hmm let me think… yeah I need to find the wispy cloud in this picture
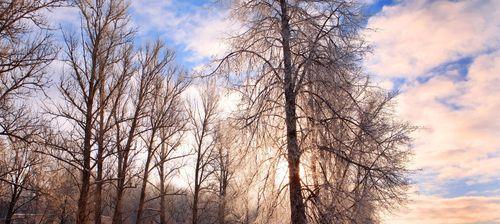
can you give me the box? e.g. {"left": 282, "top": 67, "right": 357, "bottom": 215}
{"left": 366, "top": 0, "right": 500, "bottom": 222}
{"left": 398, "top": 52, "right": 500, "bottom": 182}
{"left": 130, "top": 0, "right": 238, "bottom": 65}
{"left": 387, "top": 195, "right": 500, "bottom": 224}
{"left": 365, "top": 0, "right": 500, "bottom": 78}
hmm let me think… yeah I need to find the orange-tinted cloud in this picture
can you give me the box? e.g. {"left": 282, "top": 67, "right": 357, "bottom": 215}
{"left": 387, "top": 195, "right": 500, "bottom": 224}
{"left": 367, "top": 1, "right": 500, "bottom": 223}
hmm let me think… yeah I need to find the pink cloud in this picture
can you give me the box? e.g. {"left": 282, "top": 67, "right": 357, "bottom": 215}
{"left": 368, "top": 1, "right": 500, "bottom": 222}
{"left": 365, "top": 0, "right": 500, "bottom": 78}
{"left": 386, "top": 195, "right": 500, "bottom": 224}
{"left": 397, "top": 52, "right": 500, "bottom": 182}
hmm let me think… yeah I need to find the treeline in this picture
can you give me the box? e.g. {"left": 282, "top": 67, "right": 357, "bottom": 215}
{"left": 0, "top": 1, "right": 413, "bottom": 224}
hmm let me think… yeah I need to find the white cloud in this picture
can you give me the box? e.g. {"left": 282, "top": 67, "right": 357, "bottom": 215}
{"left": 130, "top": 0, "right": 238, "bottom": 63}
{"left": 367, "top": 1, "right": 500, "bottom": 223}
{"left": 366, "top": 0, "right": 500, "bottom": 182}
{"left": 365, "top": 0, "right": 500, "bottom": 78}
{"left": 44, "top": 5, "right": 80, "bottom": 28}
{"left": 397, "top": 52, "right": 500, "bottom": 182}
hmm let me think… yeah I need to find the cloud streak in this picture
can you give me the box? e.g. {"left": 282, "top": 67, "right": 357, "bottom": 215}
{"left": 388, "top": 195, "right": 500, "bottom": 224}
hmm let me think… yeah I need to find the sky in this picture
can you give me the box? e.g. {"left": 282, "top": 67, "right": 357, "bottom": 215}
{"left": 49, "top": 0, "right": 500, "bottom": 223}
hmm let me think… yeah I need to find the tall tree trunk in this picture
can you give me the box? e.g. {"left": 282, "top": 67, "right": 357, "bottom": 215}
{"left": 135, "top": 134, "right": 155, "bottom": 224}
{"left": 112, "top": 181, "right": 124, "bottom": 224}
{"left": 4, "top": 186, "right": 19, "bottom": 224}
{"left": 94, "top": 73, "right": 106, "bottom": 224}
{"left": 193, "top": 152, "right": 202, "bottom": 224}
{"left": 192, "top": 133, "right": 204, "bottom": 224}
{"left": 218, "top": 177, "right": 227, "bottom": 224}
{"left": 78, "top": 90, "right": 95, "bottom": 224}
{"left": 94, "top": 154, "right": 103, "bottom": 224}
{"left": 279, "top": 1, "right": 307, "bottom": 223}
{"left": 112, "top": 145, "right": 127, "bottom": 224}
{"left": 113, "top": 88, "right": 143, "bottom": 224}
{"left": 159, "top": 152, "right": 167, "bottom": 224}
{"left": 192, "top": 186, "right": 199, "bottom": 224}
{"left": 112, "top": 125, "right": 124, "bottom": 224}
{"left": 158, "top": 143, "right": 167, "bottom": 224}
{"left": 5, "top": 201, "right": 15, "bottom": 224}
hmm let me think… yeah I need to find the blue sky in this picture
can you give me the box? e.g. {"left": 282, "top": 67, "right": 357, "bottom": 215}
{"left": 130, "top": 0, "right": 401, "bottom": 69}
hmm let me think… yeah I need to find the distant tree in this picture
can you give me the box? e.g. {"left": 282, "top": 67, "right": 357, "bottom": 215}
{"left": 211, "top": 122, "right": 241, "bottom": 224}
{"left": 213, "top": 128, "right": 231, "bottom": 224}
{"left": 188, "top": 83, "right": 219, "bottom": 224}
{"left": 0, "top": 139, "right": 43, "bottom": 224}
{"left": 134, "top": 41, "right": 189, "bottom": 224}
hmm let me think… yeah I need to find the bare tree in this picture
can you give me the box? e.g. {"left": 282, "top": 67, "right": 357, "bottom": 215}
{"left": 134, "top": 41, "right": 189, "bottom": 224}
{"left": 0, "top": 139, "right": 43, "bottom": 224}
{"left": 156, "top": 111, "right": 188, "bottom": 224}
{"left": 213, "top": 128, "right": 232, "bottom": 224}
{"left": 0, "top": 1, "right": 414, "bottom": 224}
{"left": 110, "top": 48, "right": 148, "bottom": 224}
{"left": 188, "top": 84, "right": 220, "bottom": 224}
{"left": 0, "top": 1, "right": 63, "bottom": 222}
{"left": 216, "top": 0, "right": 413, "bottom": 223}
{"left": 47, "top": 0, "right": 134, "bottom": 223}
{"left": 0, "top": 0, "right": 62, "bottom": 141}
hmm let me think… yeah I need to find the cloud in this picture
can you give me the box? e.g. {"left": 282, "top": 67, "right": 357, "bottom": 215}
{"left": 366, "top": 0, "right": 500, "bottom": 183}
{"left": 397, "top": 35, "right": 500, "bottom": 184}
{"left": 365, "top": 0, "right": 500, "bottom": 78}
{"left": 367, "top": 1, "right": 500, "bottom": 222}
{"left": 130, "top": 0, "right": 238, "bottom": 64}
{"left": 44, "top": 5, "right": 81, "bottom": 29}
{"left": 386, "top": 194, "right": 500, "bottom": 224}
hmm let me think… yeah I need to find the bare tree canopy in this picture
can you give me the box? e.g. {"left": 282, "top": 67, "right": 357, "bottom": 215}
{"left": 214, "top": 0, "right": 414, "bottom": 223}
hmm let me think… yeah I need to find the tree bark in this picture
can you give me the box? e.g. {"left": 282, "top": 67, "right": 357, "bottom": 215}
{"left": 94, "top": 71, "right": 106, "bottom": 224}
{"left": 112, "top": 78, "right": 144, "bottom": 224}
{"left": 192, "top": 177, "right": 200, "bottom": 224}
{"left": 4, "top": 185, "right": 20, "bottom": 224}
{"left": 135, "top": 132, "right": 156, "bottom": 224}
{"left": 218, "top": 178, "right": 227, "bottom": 224}
{"left": 77, "top": 86, "right": 96, "bottom": 224}
{"left": 279, "top": 1, "right": 307, "bottom": 223}
{"left": 159, "top": 152, "right": 167, "bottom": 224}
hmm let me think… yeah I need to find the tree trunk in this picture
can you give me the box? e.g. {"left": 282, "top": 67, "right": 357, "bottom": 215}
{"left": 159, "top": 155, "right": 167, "bottom": 224}
{"left": 94, "top": 76, "right": 106, "bottom": 224}
{"left": 279, "top": 1, "right": 307, "bottom": 223}
{"left": 192, "top": 134, "right": 204, "bottom": 224}
{"left": 218, "top": 178, "right": 227, "bottom": 224}
{"left": 193, "top": 189, "right": 199, "bottom": 224}
{"left": 192, "top": 185, "right": 199, "bottom": 224}
{"left": 193, "top": 155, "right": 201, "bottom": 224}
{"left": 78, "top": 90, "right": 95, "bottom": 224}
{"left": 135, "top": 140, "right": 154, "bottom": 224}
{"left": 94, "top": 157, "right": 103, "bottom": 224}
{"left": 4, "top": 187, "right": 19, "bottom": 224}
{"left": 112, "top": 130, "right": 124, "bottom": 224}
{"left": 113, "top": 90, "right": 143, "bottom": 224}
{"left": 5, "top": 201, "right": 14, "bottom": 224}
{"left": 112, "top": 184, "right": 124, "bottom": 224}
